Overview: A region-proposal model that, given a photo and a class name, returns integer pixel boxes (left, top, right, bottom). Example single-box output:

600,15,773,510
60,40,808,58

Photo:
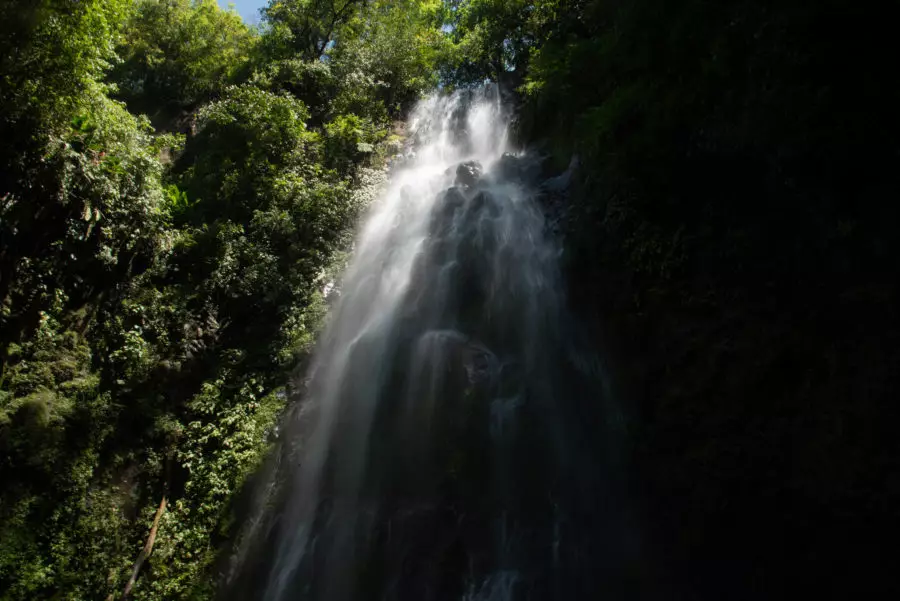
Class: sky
218,0,267,24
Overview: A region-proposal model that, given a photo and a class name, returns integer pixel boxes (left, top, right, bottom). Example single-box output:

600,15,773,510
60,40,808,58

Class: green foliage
112,0,257,120
324,113,383,170
250,57,338,123
438,0,561,85
0,91,168,347
0,292,119,600
436,0,900,284
261,0,366,60
634,2,888,278
258,0,442,123
165,183,197,219
0,0,430,597
130,379,283,601
327,0,444,117
0,0,131,127
167,85,359,375
0,0,156,339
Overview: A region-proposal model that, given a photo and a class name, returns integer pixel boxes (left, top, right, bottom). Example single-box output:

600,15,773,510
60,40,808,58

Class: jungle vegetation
1,0,894,598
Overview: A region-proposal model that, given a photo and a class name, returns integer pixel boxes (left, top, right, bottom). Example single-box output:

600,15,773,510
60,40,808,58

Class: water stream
224,87,633,601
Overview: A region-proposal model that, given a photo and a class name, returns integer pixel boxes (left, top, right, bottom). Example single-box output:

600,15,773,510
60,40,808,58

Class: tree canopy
0,1,437,598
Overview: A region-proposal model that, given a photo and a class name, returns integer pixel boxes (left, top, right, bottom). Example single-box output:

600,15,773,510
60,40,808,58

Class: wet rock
493,152,546,187
537,154,580,238
466,190,501,220
494,152,526,182
429,186,467,236
461,340,498,386
542,154,579,192
454,160,483,188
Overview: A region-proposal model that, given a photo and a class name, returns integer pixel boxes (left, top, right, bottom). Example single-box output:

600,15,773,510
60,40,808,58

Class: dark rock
466,190,501,221
541,154,579,192
429,186,467,236
454,160,483,188
492,152,547,188
494,152,527,183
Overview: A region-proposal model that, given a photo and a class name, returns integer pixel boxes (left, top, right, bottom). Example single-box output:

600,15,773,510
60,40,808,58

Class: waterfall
224,87,634,601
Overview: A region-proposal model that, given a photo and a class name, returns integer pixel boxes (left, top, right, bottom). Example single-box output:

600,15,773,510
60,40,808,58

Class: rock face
493,152,536,185
536,154,579,239
434,153,583,250
450,151,579,241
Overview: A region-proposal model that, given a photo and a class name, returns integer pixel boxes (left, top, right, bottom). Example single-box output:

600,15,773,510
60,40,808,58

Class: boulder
454,160,483,188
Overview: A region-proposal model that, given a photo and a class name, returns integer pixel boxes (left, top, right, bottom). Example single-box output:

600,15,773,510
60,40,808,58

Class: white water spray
225,87,631,601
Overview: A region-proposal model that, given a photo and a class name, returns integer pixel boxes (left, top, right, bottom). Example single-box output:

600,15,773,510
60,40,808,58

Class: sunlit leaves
262,0,365,60
170,84,356,372
112,0,257,117
1,0,439,598
328,0,444,118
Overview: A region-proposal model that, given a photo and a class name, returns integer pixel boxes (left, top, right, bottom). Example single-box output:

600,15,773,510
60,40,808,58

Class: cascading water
224,87,636,601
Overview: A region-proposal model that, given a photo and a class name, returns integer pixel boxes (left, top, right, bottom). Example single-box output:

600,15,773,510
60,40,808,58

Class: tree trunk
120,496,167,600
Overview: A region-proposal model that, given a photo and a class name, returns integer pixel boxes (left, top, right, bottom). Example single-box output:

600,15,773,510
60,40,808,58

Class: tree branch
120,495,168,600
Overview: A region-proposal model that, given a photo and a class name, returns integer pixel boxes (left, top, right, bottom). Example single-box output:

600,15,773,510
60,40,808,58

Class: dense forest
1,0,896,599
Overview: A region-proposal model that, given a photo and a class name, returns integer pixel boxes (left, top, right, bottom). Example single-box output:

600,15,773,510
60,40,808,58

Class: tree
171,84,359,373
262,0,367,60
0,0,440,597
0,0,166,367
438,0,563,86
328,0,444,118
112,0,257,122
